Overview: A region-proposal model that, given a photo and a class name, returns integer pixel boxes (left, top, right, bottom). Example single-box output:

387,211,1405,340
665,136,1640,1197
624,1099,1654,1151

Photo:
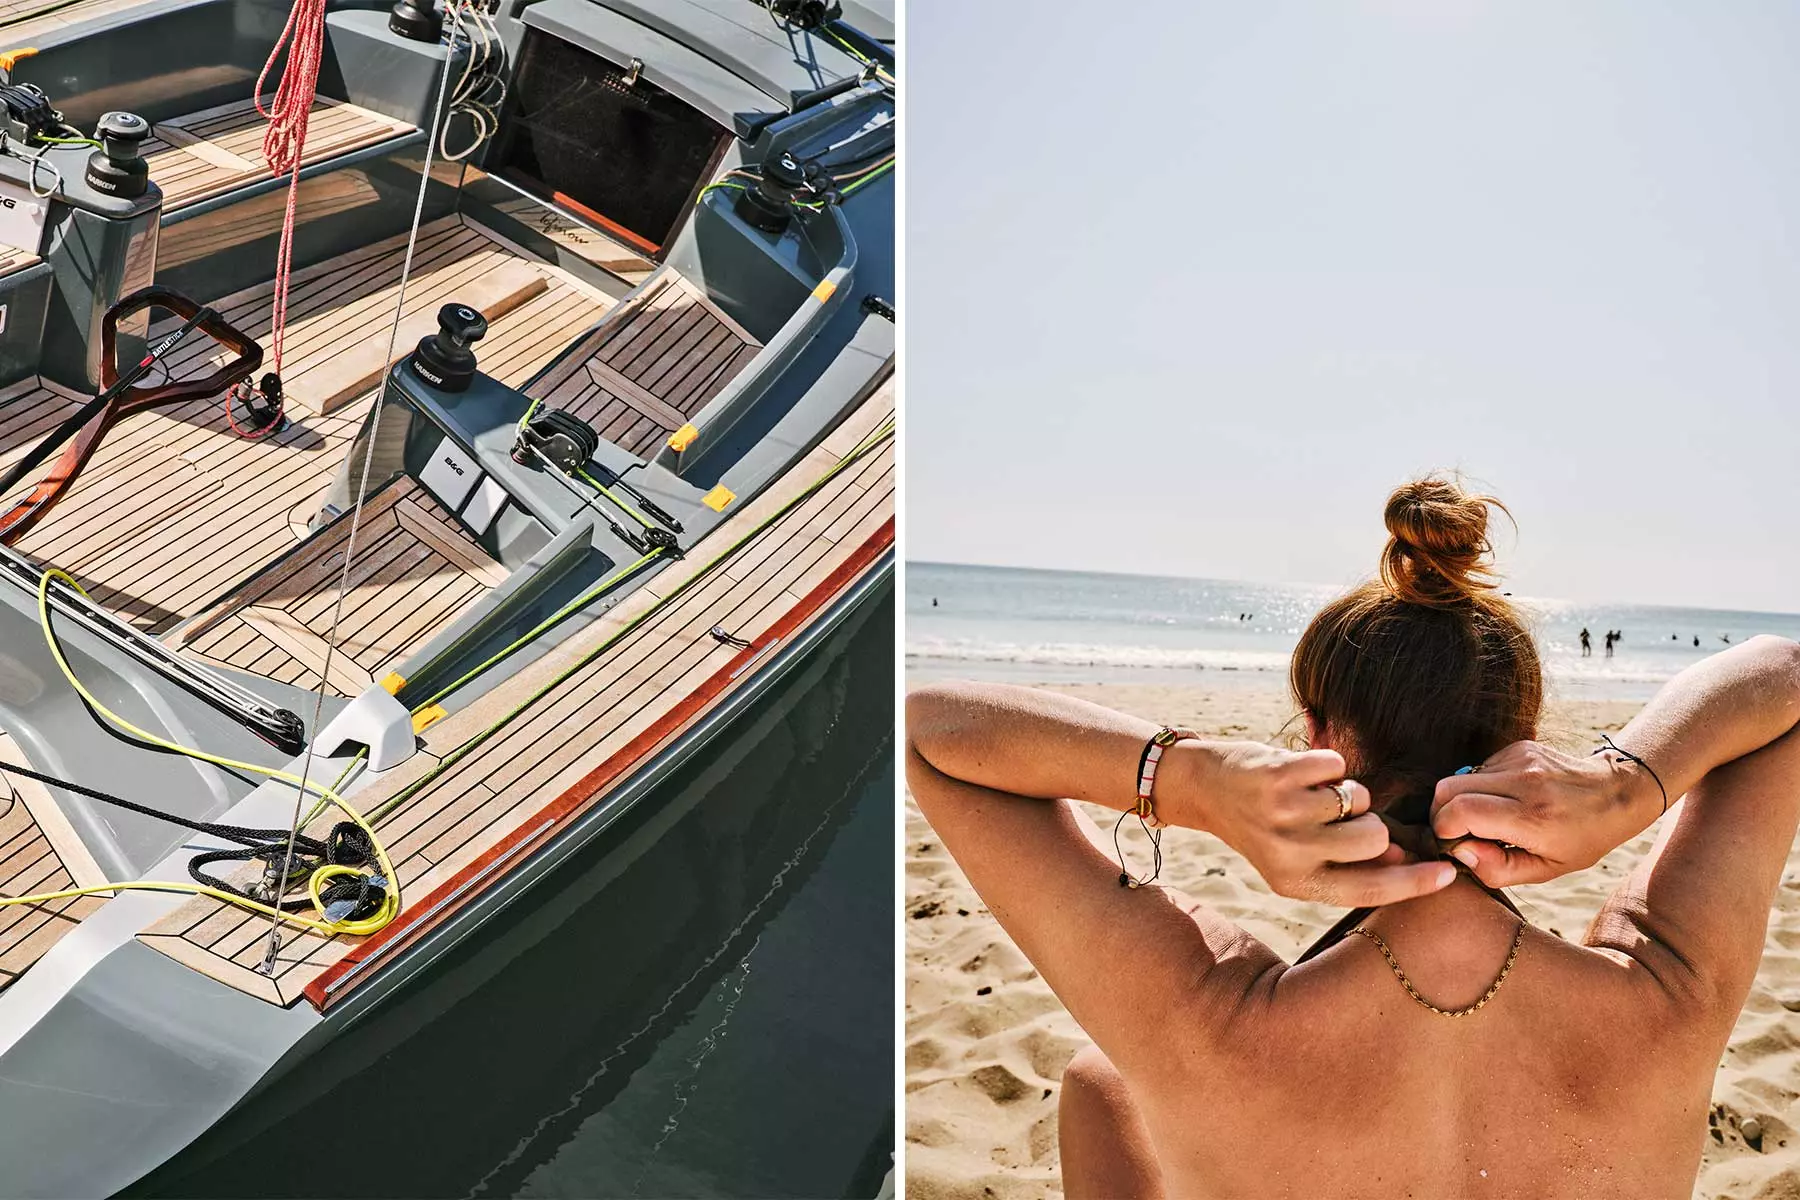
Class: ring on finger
1329,781,1354,822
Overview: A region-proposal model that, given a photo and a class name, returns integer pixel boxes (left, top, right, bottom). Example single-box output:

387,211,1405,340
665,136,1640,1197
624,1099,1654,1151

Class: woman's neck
1359,871,1524,998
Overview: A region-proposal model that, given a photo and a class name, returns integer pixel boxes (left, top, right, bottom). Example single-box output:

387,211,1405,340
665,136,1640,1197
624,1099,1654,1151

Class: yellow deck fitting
0,48,39,74
667,423,699,452
380,672,406,695
811,278,837,302
702,484,736,512
411,704,447,734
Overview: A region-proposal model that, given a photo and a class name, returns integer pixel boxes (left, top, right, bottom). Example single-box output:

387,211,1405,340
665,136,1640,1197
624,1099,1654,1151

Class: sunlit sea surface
908,563,1800,702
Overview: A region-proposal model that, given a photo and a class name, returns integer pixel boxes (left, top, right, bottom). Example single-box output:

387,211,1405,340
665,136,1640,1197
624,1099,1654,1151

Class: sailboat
0,0,893,1192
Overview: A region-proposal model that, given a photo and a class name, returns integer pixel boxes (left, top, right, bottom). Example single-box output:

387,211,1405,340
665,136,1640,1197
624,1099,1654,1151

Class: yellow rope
0,569,402,937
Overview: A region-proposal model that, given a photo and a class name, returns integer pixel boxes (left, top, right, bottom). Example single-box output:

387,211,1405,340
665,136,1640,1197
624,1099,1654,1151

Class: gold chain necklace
1348,921,1526,1017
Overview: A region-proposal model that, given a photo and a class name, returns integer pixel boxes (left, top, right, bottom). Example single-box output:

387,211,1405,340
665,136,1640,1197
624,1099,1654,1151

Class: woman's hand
1179,742,1457,906
1428,741,1664,886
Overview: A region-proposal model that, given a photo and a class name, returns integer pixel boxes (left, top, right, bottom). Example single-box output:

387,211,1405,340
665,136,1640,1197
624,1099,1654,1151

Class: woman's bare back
908,639,1800,1199
1135,909,1716,1199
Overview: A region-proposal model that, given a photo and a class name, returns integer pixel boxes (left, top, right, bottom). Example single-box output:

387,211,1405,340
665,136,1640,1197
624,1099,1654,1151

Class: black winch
735,148,813,234
763,0,842,30
389,0,444,42
409,302,487,392
83,111,150,200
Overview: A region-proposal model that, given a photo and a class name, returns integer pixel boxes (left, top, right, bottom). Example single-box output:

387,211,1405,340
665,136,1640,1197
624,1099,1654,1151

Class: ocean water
908,562,1800,702
130,591,895,1200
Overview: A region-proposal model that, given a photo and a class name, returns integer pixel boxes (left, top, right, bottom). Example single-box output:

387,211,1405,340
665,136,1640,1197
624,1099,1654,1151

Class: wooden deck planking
138,381,894,1006
3,218,610,631
145,96,414,212
0,0,148,37
0,243,39,278
523,272,761,457
178,478,501,697
0,732,109,991
159,171,383,272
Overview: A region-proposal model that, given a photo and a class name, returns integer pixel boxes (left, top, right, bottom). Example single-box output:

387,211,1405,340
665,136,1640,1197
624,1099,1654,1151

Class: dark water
129,590,895,1200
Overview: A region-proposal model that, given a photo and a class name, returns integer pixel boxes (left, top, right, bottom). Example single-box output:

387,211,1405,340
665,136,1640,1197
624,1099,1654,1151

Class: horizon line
907,558,1800,622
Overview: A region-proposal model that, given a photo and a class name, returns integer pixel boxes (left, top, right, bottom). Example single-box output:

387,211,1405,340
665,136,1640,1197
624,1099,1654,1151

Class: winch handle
99,285,263,414
0,287,265,545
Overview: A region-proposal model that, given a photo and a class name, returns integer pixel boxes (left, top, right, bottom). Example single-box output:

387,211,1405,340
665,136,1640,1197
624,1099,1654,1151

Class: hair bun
1380,475,1506,606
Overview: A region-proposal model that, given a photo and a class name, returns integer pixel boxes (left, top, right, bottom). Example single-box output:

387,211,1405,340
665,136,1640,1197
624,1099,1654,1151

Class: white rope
255,5,466,972
443,0,506,162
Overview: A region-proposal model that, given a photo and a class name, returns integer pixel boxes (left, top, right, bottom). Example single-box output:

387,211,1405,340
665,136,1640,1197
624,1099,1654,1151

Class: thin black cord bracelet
1113,808,1163,888
1596,733,1669,815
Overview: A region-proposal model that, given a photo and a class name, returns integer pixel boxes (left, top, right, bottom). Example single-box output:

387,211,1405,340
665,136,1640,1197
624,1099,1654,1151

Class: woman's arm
907,681,1454,1079
1431,635,1800,1009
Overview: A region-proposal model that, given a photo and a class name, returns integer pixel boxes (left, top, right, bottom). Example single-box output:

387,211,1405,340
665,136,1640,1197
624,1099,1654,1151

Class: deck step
173,476,506,698
0,0,147,37
145,94,415,214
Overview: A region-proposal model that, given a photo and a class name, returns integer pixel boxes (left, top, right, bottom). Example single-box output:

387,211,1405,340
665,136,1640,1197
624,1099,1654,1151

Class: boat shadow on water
127,589,895,1200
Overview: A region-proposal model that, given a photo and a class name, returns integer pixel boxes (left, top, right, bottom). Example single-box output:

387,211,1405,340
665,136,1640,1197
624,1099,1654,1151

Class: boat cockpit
0,0,893,1014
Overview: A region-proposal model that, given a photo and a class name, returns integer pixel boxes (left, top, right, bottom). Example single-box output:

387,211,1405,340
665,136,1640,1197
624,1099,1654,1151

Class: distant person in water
932,597,938,607
1604,630,1615,658
1580,628,1591,657
1724,635,1731,644
909,473,1800,1198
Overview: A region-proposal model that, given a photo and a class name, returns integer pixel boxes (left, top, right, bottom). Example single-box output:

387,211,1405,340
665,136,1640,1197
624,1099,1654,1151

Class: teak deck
138,380,895,1007
144,95,415,213
0,732,109,991
0,245,39,279
524,270,762,457
0,217,611,632
174,477,505,697
0,0,146,37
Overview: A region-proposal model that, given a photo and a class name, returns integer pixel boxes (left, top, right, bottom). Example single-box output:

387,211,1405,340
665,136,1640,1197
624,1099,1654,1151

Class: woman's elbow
1743,635,1800,680
906,681,977,745
1738,636,1800,714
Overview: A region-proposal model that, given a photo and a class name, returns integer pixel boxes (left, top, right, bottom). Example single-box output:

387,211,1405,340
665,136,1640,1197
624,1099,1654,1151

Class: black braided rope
0,760,385,919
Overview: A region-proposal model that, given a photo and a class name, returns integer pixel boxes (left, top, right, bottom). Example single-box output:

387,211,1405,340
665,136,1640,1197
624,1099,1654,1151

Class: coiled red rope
253,0,329,382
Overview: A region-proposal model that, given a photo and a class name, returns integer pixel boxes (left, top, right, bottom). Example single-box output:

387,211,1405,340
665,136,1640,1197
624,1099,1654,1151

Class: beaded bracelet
1116,726,1200,888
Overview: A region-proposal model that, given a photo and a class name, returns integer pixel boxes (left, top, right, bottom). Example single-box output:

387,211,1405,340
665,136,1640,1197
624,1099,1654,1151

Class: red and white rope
254,0,329,377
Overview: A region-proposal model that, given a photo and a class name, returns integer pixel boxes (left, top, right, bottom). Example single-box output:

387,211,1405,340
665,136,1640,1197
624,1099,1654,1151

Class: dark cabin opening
491,29,731,257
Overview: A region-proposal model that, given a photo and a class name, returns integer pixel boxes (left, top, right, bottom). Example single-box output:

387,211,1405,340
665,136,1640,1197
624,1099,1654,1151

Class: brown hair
1289,475,1542,827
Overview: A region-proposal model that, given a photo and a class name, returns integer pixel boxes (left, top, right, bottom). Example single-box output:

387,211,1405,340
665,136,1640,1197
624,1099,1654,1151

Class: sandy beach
904,676,1800,1200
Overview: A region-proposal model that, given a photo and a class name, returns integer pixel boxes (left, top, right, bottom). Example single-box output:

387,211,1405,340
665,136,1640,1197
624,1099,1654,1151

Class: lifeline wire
255,1,464,970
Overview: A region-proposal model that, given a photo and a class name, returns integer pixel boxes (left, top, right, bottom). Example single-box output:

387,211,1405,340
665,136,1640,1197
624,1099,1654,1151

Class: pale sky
907,2,1800,613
